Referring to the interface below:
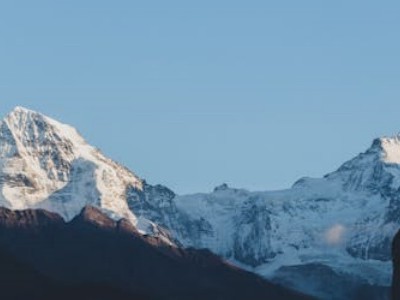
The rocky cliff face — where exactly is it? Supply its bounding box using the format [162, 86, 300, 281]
[166, 136, 400, 268]
[155, 137, 398, 298]
[0, 106, 398, 299]
[0, 107, 173, 242]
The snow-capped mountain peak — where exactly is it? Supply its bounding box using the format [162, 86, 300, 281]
[0, 107, 148, 230]
[0, 106, 399, 298]
[377, 135, 400, 164]
[3, 106, 85, 161]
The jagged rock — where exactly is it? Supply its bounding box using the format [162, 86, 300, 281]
[1, 106, 399, 298]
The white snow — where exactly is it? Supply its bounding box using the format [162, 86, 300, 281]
[0, 107, 149, 232]
[0, 106, 399, 296]
[170, 141, 400, 291]
[380, 136, 400, 164]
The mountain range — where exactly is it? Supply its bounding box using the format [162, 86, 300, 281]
[0, 106, 398, 299]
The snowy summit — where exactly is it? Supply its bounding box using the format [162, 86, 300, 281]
[0, 106, 399, 298]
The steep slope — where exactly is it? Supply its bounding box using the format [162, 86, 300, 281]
[0, 106, 170, 241]
[145, 138, 399, 299]
[127, 137, 400, 298]
[0, 106, 396, 299]
[0, 206, 310, 300]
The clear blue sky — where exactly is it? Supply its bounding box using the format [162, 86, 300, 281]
[1, 1, 399, 194]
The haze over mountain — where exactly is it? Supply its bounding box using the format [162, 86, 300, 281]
[0, 106, 398, 299]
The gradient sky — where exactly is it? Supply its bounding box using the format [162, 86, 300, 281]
[1, 1, 400, 194]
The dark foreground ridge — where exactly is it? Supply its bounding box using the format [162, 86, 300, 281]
[393, 230, 400, 300]
[0, 206, 311, 300]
